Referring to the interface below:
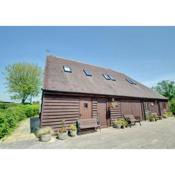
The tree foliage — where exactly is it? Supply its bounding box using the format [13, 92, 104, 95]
[5, 63, 42, 103]
[152, 80, 175, 101]
[169, 99, 175, 114]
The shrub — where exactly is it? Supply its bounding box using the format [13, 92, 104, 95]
[58, 120, 67, 133]
[146, 113, 159, 122]
[0, 104, 40, 140]
[69, 124, 77, 131]
[169, 99, 175, 115]
[146, 115, 154, 122]
[0, 102, 18, 109]
[19, 104, 39, 118]
[163, 111, 173, 118]
[7, 106, 27, 121]
[35, 127, 54, 138]
[112, 118, 128, 128]
[0, 112, 9, 139]
[58, 127, 67, 133]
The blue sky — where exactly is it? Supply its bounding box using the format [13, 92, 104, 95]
[0, 26, 175, 102]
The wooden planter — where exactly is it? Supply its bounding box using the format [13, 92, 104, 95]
[39, 134, 52, 142]
[113, 124, 122, 129]
[70, 130, 77, 137]
[58, 132, 68, 140]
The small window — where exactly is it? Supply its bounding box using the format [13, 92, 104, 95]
[126, 78, 136, 85]
[151, 102, 154, 106]
[103, 74, 111, 80]
[83, 69, 92, 76]
[84, 103, 88, 108]
[63, 66, 72, 73]
[108, 75, 116, 81]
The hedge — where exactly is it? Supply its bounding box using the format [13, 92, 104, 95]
[0, 102, 18, 109]
[0, 104, 40, 139]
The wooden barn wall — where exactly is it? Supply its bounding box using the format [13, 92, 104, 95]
[144, 101, 160, 115]
[41, 91, 168, 129]
[41, 94, 80, 131]
[110, 100, 123, 123]
[159, 101, 168, 115]
[41, 94, 100, 130]
[120, 100, 144, 120]
[92, 98, 98, 118]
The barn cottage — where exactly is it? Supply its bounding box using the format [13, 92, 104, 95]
[40, 56, 168, 130]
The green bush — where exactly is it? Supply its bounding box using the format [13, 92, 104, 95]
[112, 118, 128, 128]
[0, 102, 18, 109]
[146, 113, 159, 122]
[0, 104, 40, 139]
[163, 111, 173, 118]
[17, 104, 39, 118]
[169, 99, 175, 115]
[0, 112, 9, 139]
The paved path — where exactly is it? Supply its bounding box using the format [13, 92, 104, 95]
[1, 117, 175, 149]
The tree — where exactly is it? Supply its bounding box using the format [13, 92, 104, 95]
[152, 80, 175, 101]
[5, 63, 42, 104]
[169, 99, 175, 114]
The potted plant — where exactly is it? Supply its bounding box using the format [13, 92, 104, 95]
[57, 120, 68, 140]
[112, 120, 121, 128]
[35, 127, 54, 142]
[147, 114, 156, 122]
[69, 124, 77, 137]
[152, 113, 159, 121]
[123, 119, 128, 128]
[163, 111, 173, 118]
[58, 127, 68, 140]
[112, 118, 128, 129]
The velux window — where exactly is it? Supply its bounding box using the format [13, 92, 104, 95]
[108, 75, 116, 81]
[103, 74, 111, 80]
[83, 69, 92, 76]
[126, 78, 136, 85]
[63, 66, 72, 73]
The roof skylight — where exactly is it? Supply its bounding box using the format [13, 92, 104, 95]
[108, 75, 116, 81]
[126, 78, 136, 85]
[63, 66, 72, 73]
[83, 69, 92, 76]
[103, 74, 111, 80]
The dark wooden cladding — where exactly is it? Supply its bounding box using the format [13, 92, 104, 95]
[144, 101, 160, 115]
[41, 95, 80, 130]
[92, 99, 98, 118]
[97, 98, 107, 127]
[120, 100, 143, 120]
[41, 90, 168, 130]
[110, 100, 123, 123]
[79, 98, 92, 119]
[159, 101, 168, 115]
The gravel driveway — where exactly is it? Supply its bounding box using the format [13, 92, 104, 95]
[1, 117, 175, 149]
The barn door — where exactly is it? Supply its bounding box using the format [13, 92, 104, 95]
[121, 100, 144, 120]
[80, 98, 92, 119]
[97, 98, 107, 128]
[144, 101, 159, 115]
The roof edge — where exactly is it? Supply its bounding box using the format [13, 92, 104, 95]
[42, 88, 168, 101]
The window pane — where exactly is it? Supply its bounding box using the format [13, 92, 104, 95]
[108, 75, 116, 81]
[83, 69, 92, 76]
[126, 78, 136, 85]
[103, 74, 111, 80]
[84, 103, 88, 108]
[63, 66, 72, 73]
